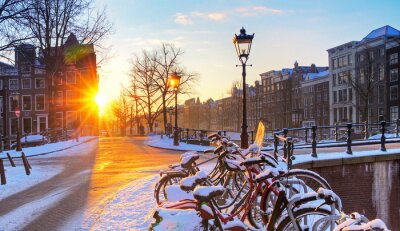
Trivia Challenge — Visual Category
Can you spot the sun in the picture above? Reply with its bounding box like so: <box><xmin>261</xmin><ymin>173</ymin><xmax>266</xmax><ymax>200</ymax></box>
<box><xmin>95</xmin><ymin>92</ymin><xmax>107</xmax><ymax>114</ymax></box>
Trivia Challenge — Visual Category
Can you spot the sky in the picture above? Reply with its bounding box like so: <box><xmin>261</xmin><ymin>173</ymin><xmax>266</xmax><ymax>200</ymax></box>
<box><xmin>94</xmin><ymin>0</ymin><xmax>400</xmax><ymax>104</ymax></box>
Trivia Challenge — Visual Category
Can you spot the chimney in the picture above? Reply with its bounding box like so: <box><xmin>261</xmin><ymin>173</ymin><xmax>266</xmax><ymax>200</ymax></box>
<box><xmin>310</xmin><ymin>63</ymin><xmax>316</xmax><ymax>73</ymax></box>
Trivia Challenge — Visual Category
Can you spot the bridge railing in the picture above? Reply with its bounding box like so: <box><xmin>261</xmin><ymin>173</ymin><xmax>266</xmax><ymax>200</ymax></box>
<box><xmin>274</xmin><ymin>119</ymin><xmax>400</xmax><ymax>157</ymax></box>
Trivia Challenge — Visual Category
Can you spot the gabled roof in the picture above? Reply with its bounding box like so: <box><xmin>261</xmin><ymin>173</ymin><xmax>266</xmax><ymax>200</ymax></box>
<box><xmin>362</xmin><ymin>25</ymin><xmax>400</xmax><ymax>41</ymax></box>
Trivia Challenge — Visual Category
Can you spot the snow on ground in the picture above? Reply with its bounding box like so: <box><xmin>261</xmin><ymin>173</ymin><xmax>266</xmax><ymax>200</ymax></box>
<box><xmin>0</xmin><ymin>164</ymin><xmax>63</xmax><ymax>200</ymax></box>
<box><xmin>146</xmin><ymin>135</ymin><xmax>214</xmax><ymax>152</ymax></box>
<box><xmin>85</xmin><ymin>163</ymin><xmax>215</xmax><ymax>230</ymax></box>
<box><xmin>1</xmin><ymin>187</ymin><xmax>72</xmax><ymax>231</ymax></box>
<box><xmin>0</xmin><ymin>136</ymin><xmax>97</xmax><ymax>158</ymax></box>
<box><xmin>84</xmin><ymin>174</ymin><xmax>159</xmax><ymax>230</ymax></box>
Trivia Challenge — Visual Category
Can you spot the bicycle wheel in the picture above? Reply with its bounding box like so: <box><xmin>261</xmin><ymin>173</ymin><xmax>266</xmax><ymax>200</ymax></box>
<box><xmin>279</xmin><ymin>169</ymin><xmax>331</xmax><ymax>198</ymax></box>
<box><xmin>154</xmin><ymin>172</ymin><xmax>187</xmax><ymax>204</ymax></box>
<box><xmin>254</xmin><ymin>170</ymin><xmax>331</xmax><ymax>229</ymax></box>
<box><xmin>276</xmin><ymin>207</ymin><xmax>333</xmax><ymax>231</ymax></box>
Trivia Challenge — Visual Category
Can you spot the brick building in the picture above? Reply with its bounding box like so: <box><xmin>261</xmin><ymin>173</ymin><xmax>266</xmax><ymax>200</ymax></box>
<box><xmin>0</xmin><ymin>33</ymin><xmax>99</xmax><ymax>142</ymax></box>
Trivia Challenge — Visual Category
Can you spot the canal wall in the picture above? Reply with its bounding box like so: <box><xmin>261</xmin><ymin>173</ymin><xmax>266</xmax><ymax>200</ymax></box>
<box><xmin>294</xmin><ymin>153</ymin><xmax>400</xmax><ymax>230</ymax></box>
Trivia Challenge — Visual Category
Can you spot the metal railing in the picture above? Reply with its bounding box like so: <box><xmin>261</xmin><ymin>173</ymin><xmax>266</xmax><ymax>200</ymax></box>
<box><xmin>273</xmin><ymin>119</ymin><xmax>400</xmax><ymax>157</ymax></box>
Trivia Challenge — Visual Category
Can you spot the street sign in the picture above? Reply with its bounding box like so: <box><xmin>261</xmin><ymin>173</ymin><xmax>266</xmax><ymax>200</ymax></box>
<box><xmin>15</xmin><ymin>106</ymin><xmax>20</xmax><ymax>118</ymax></box>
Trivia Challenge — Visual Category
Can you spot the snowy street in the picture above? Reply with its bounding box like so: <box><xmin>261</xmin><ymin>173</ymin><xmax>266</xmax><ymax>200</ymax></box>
<box><xmin>0</xmin><ymin>137</ymin><xmax>192</xmax><ymax>230</ymax></box>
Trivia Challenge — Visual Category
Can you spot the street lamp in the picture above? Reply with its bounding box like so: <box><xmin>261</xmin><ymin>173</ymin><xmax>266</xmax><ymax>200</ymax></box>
<box><xmin>168</xmin><ymin>72</ymin><xmax>181</xmax><ymax>146</ymax></box>
<box><xmin>233</xmin><ymin>27</ymin><xmax>254</xmax><ymax>148</ymax></box>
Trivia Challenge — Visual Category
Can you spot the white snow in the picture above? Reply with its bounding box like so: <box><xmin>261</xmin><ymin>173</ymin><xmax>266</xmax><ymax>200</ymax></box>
<box><xmin>1</xmin><ymin>136</ymin><xmax>97</xmax><ymax>158</ymax></box>
<box><xmin>150</xmin><ymin>208</ymin><xmax>203</xmax><ymax>231</ymax></box>
<box><xmin>0</xmin><ymin>164</ymin><xmax>63</xmax><ymax>200</ymax></box>
<box><xmin>165</xmin><ymin>185</ymin><xmax>194</xmax><ymax>201</ymax></box>
<box><xmin>146</xmin><ymin>135</ymin><xmax>214</xmax><ymax>152</ymax></box>
<box><xmin>1</xmin><ymin>187</ymin><xmax>72</xmax><ymax>230</ymax></box>
<box><xmin>21</xmin><ymin>134</ymin><xmax>47</xmax><ymax>143</ymax></box>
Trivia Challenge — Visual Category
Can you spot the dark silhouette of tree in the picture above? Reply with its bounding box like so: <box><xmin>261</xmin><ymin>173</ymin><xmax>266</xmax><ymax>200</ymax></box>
<box><xmin>153</xmin><ymin>43</ymin><xmax>198</xmax><ymax>132</ymax></box>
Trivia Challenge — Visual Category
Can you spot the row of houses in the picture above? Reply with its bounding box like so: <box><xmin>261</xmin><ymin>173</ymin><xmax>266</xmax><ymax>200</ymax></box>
<box><xmin>173</xmin><ymin>25</ymin><xmax>400</xmax><ymax>132</ymax></box>
<box><xmin>0</xmin><ymin>33</ymin><xmax>99</xmax><ymax>140</ymax></box>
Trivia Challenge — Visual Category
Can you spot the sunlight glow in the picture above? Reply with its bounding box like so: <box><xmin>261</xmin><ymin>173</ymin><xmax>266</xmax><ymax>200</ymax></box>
<box><xmin>95</xmin><ymin>93</ymin><xmax>107</xmax><ymax>115</ymax></box>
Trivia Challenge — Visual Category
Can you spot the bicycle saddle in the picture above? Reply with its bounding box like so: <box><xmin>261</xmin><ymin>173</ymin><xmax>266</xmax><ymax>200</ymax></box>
<box><xmin>180</xmin><ymin>153</ymin><xmax>199</xmax><ymax>169</ymax></box>
<box><xmin>180</xmin><ymin>171</ymin><xmax>208</xmax><ymax>191</ymax></box>
<box><xmin>193</xmin><ymin>186</ymin><xmax>225</xmax><ymax>202</ymax></box>
<box><xmin>254</xmin><ymin>167</ymin><xmax>280</xmax><ymax>182</ymax></box>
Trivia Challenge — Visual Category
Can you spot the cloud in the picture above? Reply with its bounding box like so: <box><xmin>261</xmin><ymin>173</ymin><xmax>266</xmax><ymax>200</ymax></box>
<box><xmin>173</xmin><ymin>5</ymin><xmax>284</xmax><ymax>25</ymax></box>
<box><xmin>236</xmin><ymin>6</ymin><xmax>285</xmax><ymax>17</ymax></box>
<box><xmin>191</xmin><ymin>11</ymin><xmax>227</xmax><ymax>22</ymax></box>
<box><xmin>174</xmin><ymin>13</ymin><xmax>193</xmax><ymax>25</ymax></box>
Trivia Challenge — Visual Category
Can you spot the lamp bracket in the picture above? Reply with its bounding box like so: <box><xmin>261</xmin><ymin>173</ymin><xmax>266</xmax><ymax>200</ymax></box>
<box><xmin>236</xmin><ymin>64</ymin><xmax>252</xmax><ymax>67</ymax></box>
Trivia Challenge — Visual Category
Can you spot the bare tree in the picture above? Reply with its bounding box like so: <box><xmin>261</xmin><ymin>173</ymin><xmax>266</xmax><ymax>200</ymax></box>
<box><xmin>0</xmin><ymin>0</ymin><xmax>31</xmax><ymax>60</ymax></box>
<box><xmin>111</xmin><ymin>90</ymin><xmax>130</xmax><ymax>136</ymax></box>
<box><xmin>153</xmin><ymin>43</ymin><xmax>198</xmax><ymax>131</ymax></box>
<box><xmin>348</xmin><ymin>46</ymin><xmax>383</xmax><ymax>125</ymax></box>
<box><xmin>128</xmin><ymin>50</ymin><xmax>162</xmax><ymax>133</ymax></box>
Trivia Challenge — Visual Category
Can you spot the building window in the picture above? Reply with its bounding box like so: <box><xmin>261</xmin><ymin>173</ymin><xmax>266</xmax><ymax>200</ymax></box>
<box><xmin>359</xmin><ymin>69</ymin><xmax>365</xmax><ymax>84</ymax></box>
<box><xmin>348</xmin><ymin>88</ymin><xmax>353</xmax><ymax>101</ymax></box>
<box><xmin>378</xmin><ymin>108</ymin><xmax>384</xmax><ymax>118</ymax></box>
<box><xmin>56</xmin><ymin>112</ymin><xmax>63</xmax><ymax>128</ymax></box>
<box><xmin>35</xmin><ymin>95</ymin><xmax>45</xmax><ymax>110</ymax></box>
<box><xmin>333</xmin><ymin>91</ymin><xmax>337</xmax><ymax>103</ymax></box>
<box><xmin>9</xmin><ymin>79</ymin><xmax>18</xmax><ymax>90</ymax></box>
<box><xmin>35</xmin><ymin>78</ymin><xmax>45</xmax><ymax>88</ymax></box>
<box><xmin>66</xmin><ymin>111</ymin><xmax>78</xmax><ymax>129</ymax></box>
<box><xmin>0</xmin><ymin>79</ymin><xmax>3</xmax><ymax>90</ymax></box>
<box><xmin>66</xmin><ymin>71</ymin><xmax>76</xmax><ymax>84</ymax></box>
<box><xmin>22</xmin><ymin>78</ymin><xmax>31</xmax><ymax>89</ymax></box>
<box><xmin>0</xmin><ymin>97</ymin><xmax>2</xmax><ymax>113</ymax></box>
<box><xmin>332</xmin><ymin>74</ymin><xmax>336</xmax><ymax>86</ymax></box>
<box><xmin>66</xmin><ymin>90</ymin><xmax>77</xmax><ymax>104</ymax></box>
<box><xmin>389</xmin><ymin>53</ymin><xmax>398</xmax><ymax>65</ymax></box>
<box><xmin>21</xmin><ymin>62</ymin><xmax>31</xmax><ymax>73</ymax></box>
<box><xmin>390</xmin><ymin>106</ymin><xmax>399</xmax><ymax>122</ymax></box>
<box><xmin>379</xmin><ymin>48</ymin><xmax>385</xmax><ymax>56</ymax></box>
<box><xmin>9</xmin><ymin>95</ymin><xmax>18</xmax><ymax>111</ymax></box>
<box><xmin>56</xmin><ymin>91</ymin><xmax>63</xmax><ymax>106</ymax></box>
<box><xmin>390</xmin><ymin>85</ymin><xmax>398</xmax><ymax>101</ymax></box>
<box><xmin>369</xmin><ymin>50</ymin><xmax>374</xmax><ymax>60</ymax></box>
<box><xmin>22</xmin><ymin>95</ymin><xmax>32</xmax><ymax>111</ymax></box>
<box><xmin>378</xmin><ymin>85</ymin><xmax>384</xmax><ymax>104</ymax></box>
<box><xmin>390</xmin><ymin>69</ymin><xmax>398</xmax><ymax>82</ymax></box>
<box><xmin>10</xmin><ymin>118</ymin><xmax>17</xmax><ymax>135</ymax></box>
<box><xmin>378</xmin><ymin>65</ymin><xmax>385</xmax><ymax>81</ymax></box>
<box><xmin>349</xmin><ymin>107</ymin><xmax>353</xmax><ymax>122</ymax></box>
<box><xmin>23</xmin><ymin>117</ymin><xmax>32</xmax><ymax>134</ymax></box>
<box><xmin>334</xmin><ymin>108</ymin><xmax>337</xmax><ymax>122</ymax></box>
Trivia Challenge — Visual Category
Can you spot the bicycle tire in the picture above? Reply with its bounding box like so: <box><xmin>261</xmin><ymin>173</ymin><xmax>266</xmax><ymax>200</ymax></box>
<box><xmin>154</xmin><ymin>172</ymin><xmax>187</xmax><ymax>204</ymax></box>
<box><xmin>250</xmin><ymin>169</ymin><xmax>331</xmax><ymax>229</ymax></box>
<box><xmin>276</xmin><ymin>207</ymin><xmax>333</xmax><ymax>231</ymax></box>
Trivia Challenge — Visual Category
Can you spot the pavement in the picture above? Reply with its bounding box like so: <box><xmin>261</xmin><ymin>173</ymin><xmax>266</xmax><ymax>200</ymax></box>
<box><xmin>0</xmin><ymin>136</ymin><xmax>186</xmax><ymax>230</ymax></box>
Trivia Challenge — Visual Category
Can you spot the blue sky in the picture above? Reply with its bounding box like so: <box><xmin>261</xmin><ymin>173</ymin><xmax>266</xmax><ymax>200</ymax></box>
<box><xmin>95</xmin><ymin>0</ymin><xmax>400</xmax><ymax>102</ymax></box>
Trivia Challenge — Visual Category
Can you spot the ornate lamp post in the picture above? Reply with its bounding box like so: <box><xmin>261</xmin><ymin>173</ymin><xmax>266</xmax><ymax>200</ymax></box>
<box><xmin>168</xmin><ymin>72</ymin><xmax>181</xmax><ymax>146</ymax></box>
<box><xmin>233</xmin><ymin>27</ymin><xmax>254</xmax><ymax>148</ymax></box>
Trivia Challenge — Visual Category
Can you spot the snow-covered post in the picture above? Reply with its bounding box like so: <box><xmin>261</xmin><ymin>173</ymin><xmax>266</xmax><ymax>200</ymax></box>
<box><xmin>363</xmin><ymin>121</ymin><xmax>369</xmax><ymax>140</ymax></box>
<box><xmin>273</xmin><ymin>131</ymin><xmax>279</xmax><ymax>160</ymax></box>
<box><xmin>250</xmin><ymin>131</ymin><xmax>254</xmax><ymax>144</ymax></box>
<box><xmin>346</xmin><ymin>123</ymin><xmax>353</xmax><ymax>154</ymax></box>
<box><xmin>311</xmin><ymin>125</ymin><xmax>317</xmax><ymax>158</ymax></box>
<box><xmin>283</xmin><ymin>129</ymin><xmax>288</xmax><ymax>159</ymax></box>
<box><xmin>380</xmin><ymin>121</ymin><xmax>386</xmax><ymax>151</ymax></box>
<box><xmin>21</xmin><ymin>152</ymin><xmax>31</xmax><ymax>175</ymax></box>
<box><xmin>6</xmin><ymin>153</ymin><xmax>15</xmax><ymax>167</ymax></box>
<box><xmin>304</xmin><ymin>127</ymin><xmax>308</xmax><ymax>143</ymax></box>
<box><xmin>396</xmin><ymin>119</ymin><xmax>399</xmax><ymax>137</ymax></box>
<box><xmin>334</xmin><ymin>123</ymin><xmax>339</xmax><ymax>141</ymax></box>
<box><xmin>0</xmin><ymin>159</ymin><xmax>6</xmax><ymax>185</ymax></box>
